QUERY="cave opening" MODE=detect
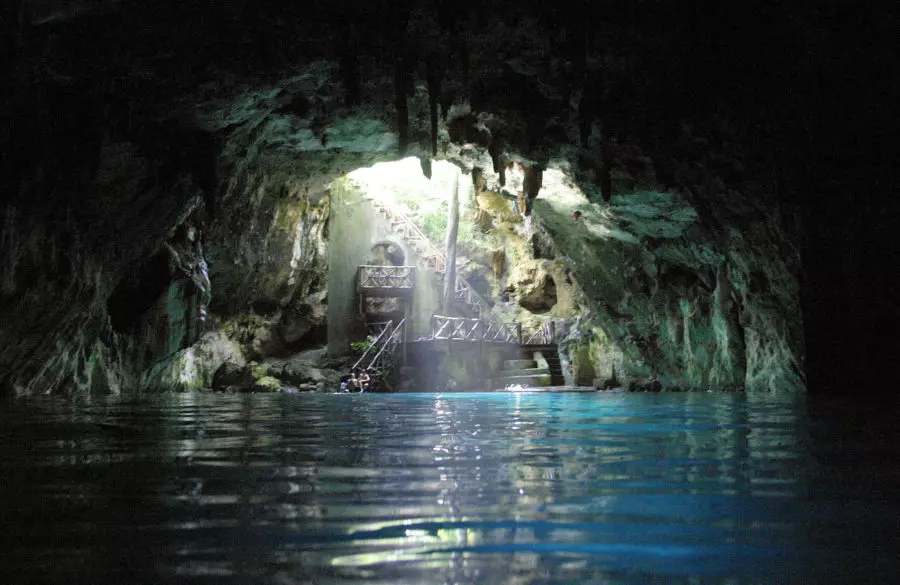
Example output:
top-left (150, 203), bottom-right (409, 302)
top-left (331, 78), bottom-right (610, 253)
top-left (368, 241), bottom-right (406, 266)
top-left (107, 250), bottom-right (172, 333)
top-left (3, 4), bottom-right (896, 581)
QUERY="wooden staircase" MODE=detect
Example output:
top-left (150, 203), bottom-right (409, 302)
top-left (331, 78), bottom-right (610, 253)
top-left (370, 199), bottom-right (446, 274)
top-left (352, 319), bottom-right (406, 391)
top-left (489, 347), bottom-right (565, 390)
top-left (524, 344), bottom-right (566, 386)
top-left (368, 198), bottom-right (491, 319)
top-left (490, 358), bottom-right (551, 390)
top-left (367, 196), bottom-right (566, 391)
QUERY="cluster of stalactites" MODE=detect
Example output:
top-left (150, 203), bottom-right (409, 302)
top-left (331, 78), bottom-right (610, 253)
top-left (335, 1), bottom-right (621, 208)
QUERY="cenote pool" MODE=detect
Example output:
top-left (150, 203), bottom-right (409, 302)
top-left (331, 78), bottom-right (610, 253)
top-left (1, 392), bottom-right (897, 584)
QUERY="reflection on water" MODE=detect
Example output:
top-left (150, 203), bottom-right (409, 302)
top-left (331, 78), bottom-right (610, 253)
top-left (1, 392), bottom-right (897, 584)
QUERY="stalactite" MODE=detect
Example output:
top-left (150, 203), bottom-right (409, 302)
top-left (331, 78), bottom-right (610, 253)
top-left (526, 115), bottom-right (544, 154)
top-left (1, 205), bottom-right (18, 297)
top-left (488, 140), bottom-right (506, 186)
top-left (459, 38), bottom-right (471, 99)
top-left (426, 52), bottom-right (443, 157)
top-left (522, 165), bottom-right (543, 216)
top-left (442, 172), bottom-right (460, 312)
top-left (488, 140), bottom-right (500, 172)
top-left (600, 131), bottom-right (612, 201)
top-left (419, 156), bottom-right (432, 179)
top-left (394, 58), bottom-right (409, 155)
top-left (579, 71), bottom-right (598, 148)
top-left (338, 29), bottom-right (361, 107)
top-left (472, 167), bottom-right (485, 198)
top-left (489, 249), bottom-right (505, 277)
top-left (578, 101), bottom-right (591, 147)
top-left (523, 166), bottom-right (543, 200)
top-left (6, 0), bottom-right (30, 58)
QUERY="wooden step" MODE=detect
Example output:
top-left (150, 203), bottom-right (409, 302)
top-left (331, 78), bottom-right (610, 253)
top-left (490, 373), bottom-right (552, 389)
top-left (500, 367), bottom-right (550, 377)
top-left (504, 359), bottom-right (536, 370)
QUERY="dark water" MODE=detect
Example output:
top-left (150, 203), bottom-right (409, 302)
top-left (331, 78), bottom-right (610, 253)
top-left (1, 392), bottom-right (897, 584)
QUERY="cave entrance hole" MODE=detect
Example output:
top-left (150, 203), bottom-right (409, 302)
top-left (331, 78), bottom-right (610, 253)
top-left (330, 157), bottom-right (473, 356)
top-left (347, 157), bottom-right (471, 246)
top-left (368, 241), bottom-right (405, 266)
top-left (331, 155), bottom-right (598, 362)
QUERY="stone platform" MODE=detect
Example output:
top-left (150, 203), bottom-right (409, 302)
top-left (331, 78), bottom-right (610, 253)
top-left (498, 385), bottom-right (627, 393)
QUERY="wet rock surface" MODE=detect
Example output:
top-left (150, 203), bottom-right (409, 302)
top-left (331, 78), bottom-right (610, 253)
top-left (516, 271), bottom-right (558, 314)
top-left (209, 348), bottom-right (345, 393)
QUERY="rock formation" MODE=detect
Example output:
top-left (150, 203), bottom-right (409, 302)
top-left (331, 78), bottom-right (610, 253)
top-left (6, 0), bottom-right (871, 396)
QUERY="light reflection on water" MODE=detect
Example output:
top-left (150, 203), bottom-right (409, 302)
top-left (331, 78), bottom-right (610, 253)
top-left (1, 392), bottom-right (897, 584)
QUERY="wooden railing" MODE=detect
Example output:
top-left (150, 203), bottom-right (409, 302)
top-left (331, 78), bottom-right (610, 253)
top-left (370, 201), bottom-right (445, 273)
top-left (453, 277), bottom-right (489, 316)
top-left (367, 199), bottom-right (553, 344)
top-left (357, 265), bottom-right (416, 291)
top-left (431, 315), bottom-right (522, 344)
top-left (352, 321), bottom-right (395, 372)
top-left (366, 318), bottom-right (406, 374)
top-left (522, 321), bottom-right (556, 345)
top-left (368, 198), bottom-right (494, 318)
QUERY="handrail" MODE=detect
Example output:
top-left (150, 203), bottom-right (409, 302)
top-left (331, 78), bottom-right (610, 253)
top-left (431, 315), bottom-right (522, 344)
top-left (522, 322), bottom-right (556, 345)
top-left (370, 201), bottom-right (445, 272)
top-left (352, 321), bottom-right (393, 371)
top-left (367, 318), bottom-right (406, 371)
top-left (454, 277), bottom-right (489, 316)
top-left (357, 265), bottom-right (416, 290)
top-left (368, 198), bottom-right (493, 319)
top-left (366, 321), bottom-right (392, 333)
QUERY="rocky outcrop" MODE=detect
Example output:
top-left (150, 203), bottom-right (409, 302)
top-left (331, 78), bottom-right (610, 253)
top-left (515, 270), bottom-right (558, 314)
top-left (0, 51), bottom-right (399, 394)
top-left (141, 331), bottom-right (244, 392)
top-left (532, 185), bottom-right (804, 392)
top-left (210, 349), bottom-right (348, 393)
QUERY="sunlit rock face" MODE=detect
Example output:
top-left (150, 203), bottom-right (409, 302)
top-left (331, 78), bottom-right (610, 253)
top-left (529, 182), bottom-right (804, 392)
top-left (0, 58), bottom-right (396, 394)
top-left (0, 1), bottom-right (807, 394)
top-left (346, 157), bottom-right (804, 392)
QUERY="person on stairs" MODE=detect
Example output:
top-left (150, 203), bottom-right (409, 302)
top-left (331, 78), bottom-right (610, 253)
top-left (346, 369), bottom-right (361, 392)
top-left (357, 370), bottom-right (371, 392)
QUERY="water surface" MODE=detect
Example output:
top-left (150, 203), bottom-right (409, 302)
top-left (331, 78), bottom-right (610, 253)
top-left (2, 392), bottom-right (897, 584)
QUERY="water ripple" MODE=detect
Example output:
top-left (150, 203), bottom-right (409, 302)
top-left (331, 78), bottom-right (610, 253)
top-left (1, 392), bottom-right (898, 584)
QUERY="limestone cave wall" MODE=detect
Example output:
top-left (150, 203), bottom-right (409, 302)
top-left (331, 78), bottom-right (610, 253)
top-left (0, 0), bottom-right (817, 395)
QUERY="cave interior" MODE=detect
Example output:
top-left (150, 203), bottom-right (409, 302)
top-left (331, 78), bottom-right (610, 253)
top-left (1, 0), bottom-right (898, 397)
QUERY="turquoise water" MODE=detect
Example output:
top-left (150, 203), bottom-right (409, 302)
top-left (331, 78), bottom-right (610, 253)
top-left (1, 392), bottom-right (897, 584)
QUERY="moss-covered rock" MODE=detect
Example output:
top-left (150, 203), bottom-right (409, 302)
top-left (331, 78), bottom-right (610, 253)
top-left (251, 376), bottom-right (282, 393)
top-left (141, 331), bottom-right (245, 392)
top-left (212, 362), bottom-right (255, 390)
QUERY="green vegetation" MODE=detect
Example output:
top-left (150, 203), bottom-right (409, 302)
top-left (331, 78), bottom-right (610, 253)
top-left (421, 210), bottom-right (447, 244)
top-left (350, 339), bottom-right (374, 353)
